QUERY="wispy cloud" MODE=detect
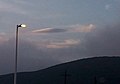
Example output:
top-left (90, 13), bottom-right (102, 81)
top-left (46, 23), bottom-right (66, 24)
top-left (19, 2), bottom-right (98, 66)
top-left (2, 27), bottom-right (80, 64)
top-left (46, 39), bottom-right (80, 49)
top-left (33, 39), bottom-right (80, 49)
top-left (32, 28), bottom-right (67, 33)
top-left (32, 24), bottom-right (96, 34)
top-left (0, 32), bottom-right (9, 44)
top-left (69, 24), bottom-right (96, 32)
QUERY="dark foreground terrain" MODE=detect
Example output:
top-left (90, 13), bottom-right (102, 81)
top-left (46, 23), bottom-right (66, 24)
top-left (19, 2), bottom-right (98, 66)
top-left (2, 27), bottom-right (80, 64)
top-left (0, 56), bottom-right (120, 84)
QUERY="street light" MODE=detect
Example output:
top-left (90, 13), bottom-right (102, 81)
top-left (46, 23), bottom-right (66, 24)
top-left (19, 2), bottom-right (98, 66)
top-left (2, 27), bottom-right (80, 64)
top-left (14, 24), bottom-right (26, 84)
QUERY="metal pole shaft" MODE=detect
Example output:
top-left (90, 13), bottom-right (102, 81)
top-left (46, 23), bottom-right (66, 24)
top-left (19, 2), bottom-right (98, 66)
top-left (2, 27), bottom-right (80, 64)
top-left (94, 76), bottom-right (97, 84)
top-left (64, 70), bottom-right (67, 84)
top-left (14, 26), bottom-right (19, 84)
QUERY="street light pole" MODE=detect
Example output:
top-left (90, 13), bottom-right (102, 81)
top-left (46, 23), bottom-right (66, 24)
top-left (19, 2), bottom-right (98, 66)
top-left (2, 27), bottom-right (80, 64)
top-left (14, 24), bottom-right (26, 84)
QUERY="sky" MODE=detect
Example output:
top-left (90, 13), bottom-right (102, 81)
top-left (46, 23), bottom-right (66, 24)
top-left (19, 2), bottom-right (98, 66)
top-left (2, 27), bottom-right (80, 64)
top-left (0, 0), bottom-right (120, 74)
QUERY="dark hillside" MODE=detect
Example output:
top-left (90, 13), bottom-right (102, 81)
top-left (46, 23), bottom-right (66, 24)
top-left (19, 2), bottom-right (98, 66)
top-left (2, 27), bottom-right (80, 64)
top-left (0, 56), bottom-right (120, 84)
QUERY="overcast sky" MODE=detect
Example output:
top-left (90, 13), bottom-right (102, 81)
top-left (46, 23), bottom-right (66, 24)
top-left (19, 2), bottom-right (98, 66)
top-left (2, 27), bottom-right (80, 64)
top-left (0, 0), bottom-right (120, 75)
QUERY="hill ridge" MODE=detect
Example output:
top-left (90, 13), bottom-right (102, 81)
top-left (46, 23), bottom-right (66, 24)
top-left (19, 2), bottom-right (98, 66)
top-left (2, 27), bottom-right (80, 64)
top-left (0, 56), bottom-right (120, 84)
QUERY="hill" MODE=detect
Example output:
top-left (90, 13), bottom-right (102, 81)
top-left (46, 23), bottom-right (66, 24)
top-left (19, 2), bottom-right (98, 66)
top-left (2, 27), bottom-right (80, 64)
top-left (0, 56), bottom-right (120, 84)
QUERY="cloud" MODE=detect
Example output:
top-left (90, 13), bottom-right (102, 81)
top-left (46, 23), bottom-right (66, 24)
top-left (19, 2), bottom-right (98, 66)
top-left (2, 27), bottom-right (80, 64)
top-left (46, 39), bottom-right (80, 49)
top-left (32, 28), bottom-right (67, 33)
top-left (46, 23), bottom-right (120, 62)
top-left (32, 39), bottom-right (80, 49)
top-left (32, 24), bottom-right (96, 35)
top-left (0, 34), bottom-right (81, 74)
top-left (0, 32), bottom-right (9, 44)
top-left (70, 24), bottom-right (96, 32)
top-left (80, 23), bottom-right (120, 56)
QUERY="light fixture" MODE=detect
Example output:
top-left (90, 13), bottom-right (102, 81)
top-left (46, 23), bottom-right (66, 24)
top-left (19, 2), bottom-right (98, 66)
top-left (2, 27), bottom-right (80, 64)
top-left (17, 24), bottom-right (27, 28)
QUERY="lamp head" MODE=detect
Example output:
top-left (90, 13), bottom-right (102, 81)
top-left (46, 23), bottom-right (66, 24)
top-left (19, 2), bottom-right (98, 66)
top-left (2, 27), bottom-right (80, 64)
top-left (17, 24), bottom-right (26, 28)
